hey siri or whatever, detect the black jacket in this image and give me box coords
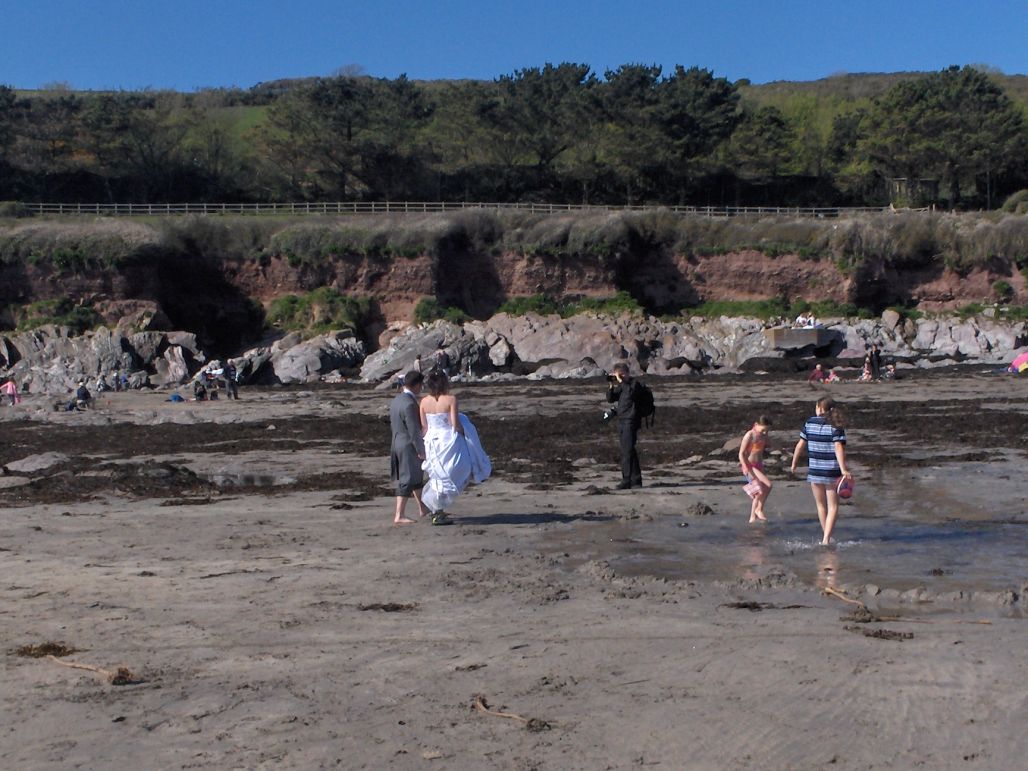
[607,377,639,423]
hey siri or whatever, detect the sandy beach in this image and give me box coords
[2,371,1026,769]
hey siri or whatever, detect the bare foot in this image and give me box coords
[393,517,415,525]
[755,513,768,522]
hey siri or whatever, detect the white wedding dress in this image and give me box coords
[421,412,491,513]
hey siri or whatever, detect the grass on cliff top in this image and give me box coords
[0,219,158,273]
[2,210,1027,278]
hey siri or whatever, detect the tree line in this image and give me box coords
[1,64,1026,209]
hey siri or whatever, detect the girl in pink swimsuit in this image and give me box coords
[739,416,773,523]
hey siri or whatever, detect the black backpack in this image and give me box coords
[634,380,655,427]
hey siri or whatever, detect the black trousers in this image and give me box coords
[618,420,641,485]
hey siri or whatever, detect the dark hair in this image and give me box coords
[755,415,772,428]
[612,362,629,376]
[402,370,424,389]
[425,368,449,397]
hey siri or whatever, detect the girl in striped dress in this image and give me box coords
[790,397,853,545]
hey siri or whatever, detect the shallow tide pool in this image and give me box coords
[547,456,1028,603]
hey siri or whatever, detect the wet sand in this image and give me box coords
[2,371,1027,769]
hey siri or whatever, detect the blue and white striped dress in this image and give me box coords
[800,416,846,485]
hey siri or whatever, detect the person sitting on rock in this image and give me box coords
[807,363,826,383]
[193,379,208,401]
[66,381,92,411]
[198,367,221,400]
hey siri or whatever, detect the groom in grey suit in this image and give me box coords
[390,370,427,524]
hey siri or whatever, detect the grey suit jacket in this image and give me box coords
[390,390,425,458]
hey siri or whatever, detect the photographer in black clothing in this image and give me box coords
[606,362,642,489]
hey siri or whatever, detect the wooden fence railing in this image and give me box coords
[19,201,895,218]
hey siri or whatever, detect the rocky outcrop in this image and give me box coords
[4,312,1026,394]
[269,332,366,384]
[0,325,214,394]
[358,312,1028,382]
[1,326,156,393]
[227,331,366,385]
[152,345,191,387]
[359,322,489,382]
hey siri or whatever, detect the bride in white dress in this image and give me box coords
[418,368,490,522]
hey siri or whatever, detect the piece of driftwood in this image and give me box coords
[824,586,992,626]
[822,586,866,607]
[472,695,550,732]
[46,655,140,685]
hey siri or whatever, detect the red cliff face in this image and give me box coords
[2,247,1022,348]
[223,249,624,322]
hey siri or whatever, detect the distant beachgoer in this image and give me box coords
[857,361,873,383]
[193,379,208,401]
[66,381,92,411]
[413,355,423,373]
[790,397,853,546]
[204,369,220,400]
[807,363,826,383]
[824,368,841,383]
[870,344,883,380]
[224,361,239,400]
[2,379,21,406]
[434,347,450,374]
[739,415,773,523]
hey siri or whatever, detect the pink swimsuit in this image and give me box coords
[741,431,766,478]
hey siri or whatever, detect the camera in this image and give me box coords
[605,374,616,383]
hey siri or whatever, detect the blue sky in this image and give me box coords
[2,0,1026,91]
